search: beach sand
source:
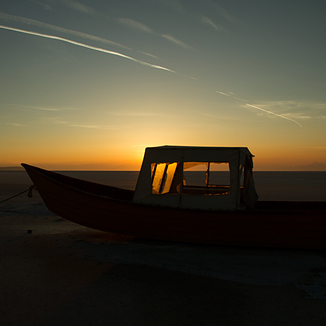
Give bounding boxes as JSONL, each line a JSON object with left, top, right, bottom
{"left": 1, "top": 174, "right": 326, "bottom": 325}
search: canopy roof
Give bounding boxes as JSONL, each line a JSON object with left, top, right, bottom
{"left": 140, "top": 145, "right": 254, "bottom": 161}
{"left": 133, "top": 146, "right": 258, "bottom": 210}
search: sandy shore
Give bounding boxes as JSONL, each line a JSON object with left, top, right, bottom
{"left": 1, "top": 180, "right": 326, "bottom": 325}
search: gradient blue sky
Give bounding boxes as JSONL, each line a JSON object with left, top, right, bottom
{"left": 1, "top": 0, "right": 325, "bottom": 170}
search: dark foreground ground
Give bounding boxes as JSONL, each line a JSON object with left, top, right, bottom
{"left": 1, "top": 184, "right": 326, "bottom": 325}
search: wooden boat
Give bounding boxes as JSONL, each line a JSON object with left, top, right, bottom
{"left": 22, "top": 146, "right": 326, "bottom": 250}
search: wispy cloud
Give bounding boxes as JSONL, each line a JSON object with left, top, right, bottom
{"left": 10, "top": 104, "right": 75, "bottom": 112}
{"left": 252, "top": 100, "right": 326, "bottom": 120}
{"left": 68, "top": 123, "right": 120, "bottom": 130}
{"left": 201, "top": 16, "right": 228, "bottom": 32}
{"left": 60, "top": 0, "right": 96, "bottom": 15}
{"left": 0, "top": 24, "right": 177, "bottom": 73}
{"left": 216, "top": 90, "right": 231, "bottom": 97}
{"left": 28, "top": 0, "right": 52, "bottom": 11}
{"left": 161, "top": 34, "right": 191, "bottom": 49}
{"left": 110, "top": 111, "right": 166, "bottom": 117}
{"left": 27, "top": 106, "right": 62, "bottom": 111}
{"left": 245, "top": 104, "right": 302, "bottom": 127}
{"left": 118, "top": 18, "right": 153, "bottom": 33}
{"left": 136, "top": 51, "right": 159, "bottom": 59}
{"left": 216, "top": 90, "right": 303, "bottom": 127}
{"left": 248, "top": 100, "right": 326, "bottom": 124}
{"left": 118, "top": 16, "right": 191, "bottom": 49}
{"left": 143, "top": 0, "right": 184, "bottom": 13}
{"left": 203, "top": 0, "right": 236, "bottom": 24}
{"left": 0, "top": 12, "right": 130, "bottom": 49}
{"left": 47, "top": 117, "right": 124, "bottom": 130}
{"left": 216, "top": 90, "right": 246, "bottom": 102}
{"left": 5, "top": 122, "right": 24, "bottom": 127}
{"left": 29, "top": 0, "right": 95, "bottom": 15}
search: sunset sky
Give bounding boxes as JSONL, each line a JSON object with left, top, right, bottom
{"left": 1, "top": 0, "right": 325, "bottom": 170}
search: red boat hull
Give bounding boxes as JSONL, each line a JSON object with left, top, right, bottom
{"left": 22, "top": 164, "right": 326, "bottom": 250}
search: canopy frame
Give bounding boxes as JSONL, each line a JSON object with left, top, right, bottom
{"left": 133, "top": 146, "right": 258, "bottom": 210}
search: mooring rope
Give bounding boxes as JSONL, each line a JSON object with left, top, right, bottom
{"left": 0, "top": 185, "right": 36, "bottom": 204}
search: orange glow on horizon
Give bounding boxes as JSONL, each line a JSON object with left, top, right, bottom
{"left": 3, "top": 144, "right": 323, "bottom": 171}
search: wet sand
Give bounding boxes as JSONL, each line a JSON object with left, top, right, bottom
{"left": 1, "top": 173, "right": 326, "bottom": 325}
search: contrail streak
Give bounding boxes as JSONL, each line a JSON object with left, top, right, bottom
{"left": 0, "top": 24, "right": 176, "bottom": 73}
{"left": 216, "top": 90, "right": 231, "bottom": 97}
{"left": 0, "top": 12, "right": 129, "bottom": 49}
{"left": 216, "top": 90, "right": 302, "bottom": 127}
{"left": 246, "top": 104, "right": 302, "bottom": 127}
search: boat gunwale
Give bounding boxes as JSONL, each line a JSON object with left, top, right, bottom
{"left": 21, "top": 163, "right": 136, "bottom": 204}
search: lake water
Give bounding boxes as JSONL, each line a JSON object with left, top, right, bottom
{"left": 1, "top": 171, "right": 326, "bottom": 201}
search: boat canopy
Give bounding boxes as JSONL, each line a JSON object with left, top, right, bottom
{"left": 133, "top": 146, "right": 258, "bottom": 210}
